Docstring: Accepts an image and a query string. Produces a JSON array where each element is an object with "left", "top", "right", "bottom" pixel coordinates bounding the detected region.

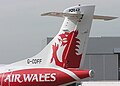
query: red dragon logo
[{"left": 50, "top": 30, "right": 82, "bottom": 68}]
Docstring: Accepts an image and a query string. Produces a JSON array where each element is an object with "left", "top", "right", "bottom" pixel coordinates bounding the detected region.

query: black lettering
[
  {"left": 69, "top": 9, "right": 75, "bottom": 12},
  {"left": 27, "top": 59, "right": 42, "bottom": 64},
  {"left": 76, "top": 8, "right": 80, "bottom": 11},
  {"left": 80, "top": 14, "right": 84, "bottom": 19},
  {"left": 27, "top": 59, "right": 30, "bottom": 64},
  {"left": 69, "top": 8, "right": 80, "bottom": 12}
]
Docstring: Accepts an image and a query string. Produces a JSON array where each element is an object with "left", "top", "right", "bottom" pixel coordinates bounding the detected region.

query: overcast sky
[{"left": 0, "top": 0, "right": 120, "bottom": 64}]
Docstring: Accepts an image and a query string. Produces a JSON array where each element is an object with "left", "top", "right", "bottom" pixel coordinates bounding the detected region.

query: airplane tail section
[
  {"left": 8, "top": 5, "right": 117, "bottom": 69},
  {"left": 45, "top": 5, "right": 95, "bottom": 68},
  {"left": 47, "top": 5, "right": 95, "bottom": 68}
]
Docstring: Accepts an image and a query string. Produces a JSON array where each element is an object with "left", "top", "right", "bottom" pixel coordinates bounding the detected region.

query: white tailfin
[{"left": 8, "top": 5, "right": 117, "bottom": 68}]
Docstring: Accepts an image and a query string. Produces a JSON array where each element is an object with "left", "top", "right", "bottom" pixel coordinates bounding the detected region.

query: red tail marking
[{"left": 50, "top": 30, "right": 82, "bottom": 68}]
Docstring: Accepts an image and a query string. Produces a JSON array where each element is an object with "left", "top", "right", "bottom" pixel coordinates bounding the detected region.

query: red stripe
[{"left": 0, "top": 68, "right": 75, "bottom": 86}]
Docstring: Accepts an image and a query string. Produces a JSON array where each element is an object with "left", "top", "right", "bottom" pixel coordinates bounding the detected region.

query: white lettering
[
  {"left": 14, "top": 74, "right": 23, "bottom": 83},
  {"left": 11, "top": 74, "right": 15, "bottom": 82},
  {"left": 4, "top": 74, "right": 11, "bottom": 82},
  {"left": 39, "top": 74, "right": 45, "bottom": 82},
  {"left": 32, "top": 74, "right": 38, "bottom": 82},
  {"left": 4, "top": 73, "right": 56, "bottom": 83},
  {"left": 51, "top": 73, "right": 56, "bottom": 81},
  {"left": 44, "top": 73, "right": 50, "bottom": 82},
  {"left": 23, "top": 74, "right": 33, "bottom": 82}
]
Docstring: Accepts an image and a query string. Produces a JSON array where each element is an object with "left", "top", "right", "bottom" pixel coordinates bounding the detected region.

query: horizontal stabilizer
[
  {"left": 41, "top": 12, "right": 83, "bottom": 18},
  {"left": 93, "top": 15, "right": 118, "bottom": 21},
  {"left": 41, "top": 12, "right": 118, "bottom": 21}
]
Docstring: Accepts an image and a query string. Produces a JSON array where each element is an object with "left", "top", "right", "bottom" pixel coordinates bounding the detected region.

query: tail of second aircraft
[{"left": 9, "top": 5, "right": 117, "bottom": 69}]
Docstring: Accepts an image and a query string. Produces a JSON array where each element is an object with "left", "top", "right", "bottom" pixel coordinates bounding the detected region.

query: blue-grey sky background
[{"left": 0, "top": 0, "right": 120, "bottom": 64}]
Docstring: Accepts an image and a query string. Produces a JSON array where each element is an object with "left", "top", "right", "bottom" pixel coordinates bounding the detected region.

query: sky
[{"left": 0, "top": 0, "right": 120, "bottom": 64}]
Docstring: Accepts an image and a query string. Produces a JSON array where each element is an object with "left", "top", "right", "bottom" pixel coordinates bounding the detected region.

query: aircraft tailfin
[{"left": 8, "top": 5, "right": 117, "bottom": 69}]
